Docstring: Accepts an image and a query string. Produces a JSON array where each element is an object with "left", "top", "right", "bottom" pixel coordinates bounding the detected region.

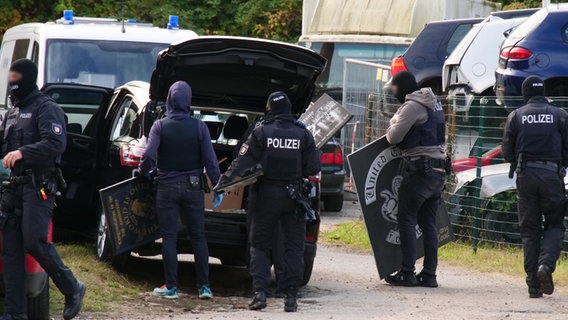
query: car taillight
[
  {"left": 120, "top": 145, "right": 145, "bottom": 167},
  {"left": 390, "top": 56, "right": 407, "bottom": 76},
  {"left": 500, "top": 46, "right": 532, "bottom": 60},
  {"left": 305, "top": 235, "right": 316, "bottom": 242},
  {"left": 320, "top": 147, "right": 343, "bottom": 165}
]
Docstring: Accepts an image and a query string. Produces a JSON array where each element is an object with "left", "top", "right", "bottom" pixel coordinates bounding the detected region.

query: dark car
[
  {"left": 496, "top": 5, "right": 568, "bottom": 109},
  {"left": 320, "top": 138, "right": 345, "bottom": 212},
  {"left": 47, "top": 37, "right": 327, "bottom": 285},
  {"left": 389, "top": 18, "right": 483, "bottom": 94}
]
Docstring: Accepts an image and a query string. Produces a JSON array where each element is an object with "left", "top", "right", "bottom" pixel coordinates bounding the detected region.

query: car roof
[
  {"left": 117, "top": 81, "right": 151, "bottom": 106},
  {"left": 425, "top": 17, "right": 484, "bottom": 27},
  {"left": 4, "top": 22, "right": 197, "bottom": 43},
  {"left": 490, "top": 8, "right": 540, "bottom": 19}
]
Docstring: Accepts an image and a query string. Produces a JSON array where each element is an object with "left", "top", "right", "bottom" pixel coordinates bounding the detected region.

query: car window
[
  {"left": 47, "top": 88, "right": 107, "bottom": 136},
  {"left": 446, "top": 24, "right": 474, "bottom": 55},
  {"left": 111, "top": 97, "right": 139, "bottom": 140},
  {"left": 12, "top": 39, "right": 30, "bottom": 62},
  {"left": 31, "top": 41, "right": 40, "bottom": 65}
]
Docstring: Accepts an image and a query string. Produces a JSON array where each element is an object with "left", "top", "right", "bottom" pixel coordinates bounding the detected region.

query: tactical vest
[
  {"left": 260, "top": 120, "right": 304, "bottom": 181},
  {"left": 514, "top": 103, "right": 563, "bottom": 161},
  {"left": 398, "top": 99, "right": 445, "bottom": 150},
  {"left": 158, "top": 117, "right": 202, "bottom": 171}
]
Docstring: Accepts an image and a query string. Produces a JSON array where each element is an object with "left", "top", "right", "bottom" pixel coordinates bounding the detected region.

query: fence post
[{"left": 472, "top": 97, "right": 488, "bottom": 253}]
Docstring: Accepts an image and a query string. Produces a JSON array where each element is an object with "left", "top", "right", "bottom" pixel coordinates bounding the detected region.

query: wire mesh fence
[{"left": 341, "top": 58, "right": 568, "bottom": 252}]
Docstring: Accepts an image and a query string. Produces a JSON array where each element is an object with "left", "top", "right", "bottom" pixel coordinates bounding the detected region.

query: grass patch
[
  {"left": 49, "top": 244, "right": 150, "bottom": 313},
  {"left": 322, "top": 221, "right": 568, "bottom": 286}
]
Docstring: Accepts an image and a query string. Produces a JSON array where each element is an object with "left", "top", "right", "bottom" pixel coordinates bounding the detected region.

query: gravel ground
[{"left": 78, "top": 199, "right": 568, "bottom": 319}]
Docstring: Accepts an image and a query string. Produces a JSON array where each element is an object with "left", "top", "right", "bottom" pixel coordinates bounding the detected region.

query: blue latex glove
[{"left": 212, "top": 192, "right": 224, "bottom": 208}]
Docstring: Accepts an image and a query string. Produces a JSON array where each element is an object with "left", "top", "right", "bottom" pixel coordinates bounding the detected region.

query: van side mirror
[{"left": 503, "top": 27, "right": 514, "bottom": 38}]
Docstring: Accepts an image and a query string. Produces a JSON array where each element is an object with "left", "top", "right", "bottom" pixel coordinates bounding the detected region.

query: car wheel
[
  {"left": 301, "top": 257, "right": 315, "bottom": 286},
  {"left": 27, "top": 280, "right": 49, "bottom": 320},
  {"left": 324, "top": 195, "right": 344, "bottom": 212},
  {"left": 96, "top": 210, "right": 112, "bottom": 261}
]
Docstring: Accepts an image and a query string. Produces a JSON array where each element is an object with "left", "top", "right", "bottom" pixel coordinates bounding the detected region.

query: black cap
[
  {"left": 267, "top": 91, "right": 291, "bottom": 115},
  {"left": 521, "top": 76, "right": 545, "bottom": 102},
  {"left": 391, "top": 71, "right": 419, "bottom": 104}
]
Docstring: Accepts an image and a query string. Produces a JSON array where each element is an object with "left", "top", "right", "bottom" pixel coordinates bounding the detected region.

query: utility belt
[
  {"left": 2, "top": 168, "right": 67, "bottom": 199},
  {"left": 402, "top": 156, "right": 449, "bottom": 176},
  {"left": 521, "top": 160, "right": 564, "bottom": 177}
]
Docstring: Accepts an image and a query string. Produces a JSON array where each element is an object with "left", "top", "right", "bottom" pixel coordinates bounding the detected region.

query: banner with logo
[
  {"left": 99, "top": 176, "right": 160, "bottom": 255},
  {"left": 347, "top": 137, "right": 454, "bottom": 279},
  {"left": 299, "top": 93, "right": 353, "bottom": 149}
]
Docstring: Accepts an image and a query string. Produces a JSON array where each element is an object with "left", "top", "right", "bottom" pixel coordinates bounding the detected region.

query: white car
[
  {"left": 442, "top": 14, "right": 533, "bottom": 111},
  {"left": 0, "top": 10, "right": 197, "bottom": 107}
]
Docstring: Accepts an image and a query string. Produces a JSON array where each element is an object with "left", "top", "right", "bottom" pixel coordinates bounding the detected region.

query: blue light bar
[
  {"left": 63, "top": 10, "right": 74, "bottom": 24},
  {"left": 127, "top": 19, "right": 137, "bottom": 23},
  {"left": 167, "top": 15, "right": 179, "bottom": 30}
]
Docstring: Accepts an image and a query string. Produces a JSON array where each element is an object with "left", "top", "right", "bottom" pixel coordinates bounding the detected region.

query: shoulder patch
[
  {"left": 239, "top": 143, "right": 249, "bottom": 156},
  {"left": 294, "top": 120, "right": 305, "bottom": 128},
  {"left": 52, "top": 123, "right": 63, "bottom": 136}
]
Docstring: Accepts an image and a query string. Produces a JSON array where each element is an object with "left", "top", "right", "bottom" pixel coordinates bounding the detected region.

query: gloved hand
[{"left": 212, "top": 192, "right": 224, "bottom": 208}]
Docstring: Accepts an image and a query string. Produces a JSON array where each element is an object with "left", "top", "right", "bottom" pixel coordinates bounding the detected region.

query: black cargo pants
[
  {"left": 2, "top": 184, "right": 78, "bottom": 317},
  {"left": 516, "top": 168, "right": 565, "bottom": 290},
  {"left": 249, "top": 182, "right": 305, "bottom": 292},
  {"left": 397, "top": 160, "right": 445, "bottom": 276}
]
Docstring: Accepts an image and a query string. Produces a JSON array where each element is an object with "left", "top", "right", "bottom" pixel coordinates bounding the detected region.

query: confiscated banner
[
  {"left": 347, "top": 137, "right": 454, "bottom": 279},
  {"left": 99, "top": 176, "right": 160, "bottom": 255},
  {"left": 299, "top": 93, "right": 353, "bottom": 149}
]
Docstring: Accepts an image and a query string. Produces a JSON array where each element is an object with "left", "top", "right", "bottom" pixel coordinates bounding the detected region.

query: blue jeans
[{"left": 156, "top": 179, "right": 209, "bottom": 288}]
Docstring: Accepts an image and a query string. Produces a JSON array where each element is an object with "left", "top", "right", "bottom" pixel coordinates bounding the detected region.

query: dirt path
[{"left": 78, "top": 199, "right": 568, "bottom": 319}]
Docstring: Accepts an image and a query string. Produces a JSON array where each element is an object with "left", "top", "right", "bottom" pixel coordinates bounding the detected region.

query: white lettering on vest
[
  {"left": 521, "top": 114, "right": 554, "bottom": 124},
  {"left": 267, "top": 138, "right": 301, "bottom": 149}
]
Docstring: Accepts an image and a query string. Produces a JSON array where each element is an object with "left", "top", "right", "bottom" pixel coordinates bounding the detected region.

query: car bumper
[
  {"left": 304, "top": 241, "right": 317, "bottom": 261},
  {"left": 495, "top": 68, "right": 533, "bottom": 110},
  {"left": 0, "top": 271, "right": 48, "bottom": 298},
  {"left": 321, "top": 170, "right": 345, "bottom": 197}
]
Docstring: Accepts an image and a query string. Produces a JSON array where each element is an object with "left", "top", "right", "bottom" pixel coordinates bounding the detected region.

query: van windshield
[
  {"left": 46, "top": 40, "right": 167, "bottom": 88},
  {"left": 303, "top": 42, "right": 407, "bottom": 91}
]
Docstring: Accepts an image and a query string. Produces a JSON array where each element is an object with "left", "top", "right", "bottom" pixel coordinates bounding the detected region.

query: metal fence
[{"left": 340, "top": 60, "right": 568, "bottom": 251}]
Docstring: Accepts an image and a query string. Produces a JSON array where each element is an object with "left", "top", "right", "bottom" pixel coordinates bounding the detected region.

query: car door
[{"left": 41, "top": 84, "right": 114, "bottom": 232}]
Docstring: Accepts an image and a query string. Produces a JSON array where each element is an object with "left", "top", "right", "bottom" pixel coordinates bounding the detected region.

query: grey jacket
[{"left": 386, "top": 88, "right": 446, "bottom": 159}]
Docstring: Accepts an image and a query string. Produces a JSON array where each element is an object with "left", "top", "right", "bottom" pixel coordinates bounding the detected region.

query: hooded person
[
  {"left": 384, "top": 71, "right": 447, "bottom": 288},
  {"left": 139, "top": 81, "right": 222, "bottom": 300},
  {"left": 8, "top": 58, "right": 39, "bottom": 103}
]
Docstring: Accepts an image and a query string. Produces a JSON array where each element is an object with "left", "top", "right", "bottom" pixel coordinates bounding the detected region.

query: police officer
[
  {"left": 0, "top": 59, "right": 85, "bottom": 320},
  {"left": 217, "top": 92, "right": 320, "bottom": 312},
  {"left": 502, "top": 76, "right": 568, "bottom": 299},
  {"left": 385, "top": 71, "right": 446, "bottom": 288},
  {"left": 140, "top": 81, "right": 223, "bottom": 300}
]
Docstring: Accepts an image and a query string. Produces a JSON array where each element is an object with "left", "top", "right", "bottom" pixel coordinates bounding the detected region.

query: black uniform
[
  {"left": 502, "top": 76, "right": 568, "bottom": 298},
  {"left": 218, "top": 92, "right": 320, "bottom": 312},
  {"left": 0, "top": 59, "right": 84, "bottom": 320}
]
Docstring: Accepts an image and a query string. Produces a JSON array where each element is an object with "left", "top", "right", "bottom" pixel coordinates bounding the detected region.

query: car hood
[{"left": 149, "top": 36, "right": 327, "bottom": 114}]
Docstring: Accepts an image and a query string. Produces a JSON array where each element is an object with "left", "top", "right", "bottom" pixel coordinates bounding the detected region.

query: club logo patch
[
  {"left": 52, "top": 123, "right": 63, "bottom": 135},
  {"left": 239, "top": 143, "right": 249, "bottom": 156}
]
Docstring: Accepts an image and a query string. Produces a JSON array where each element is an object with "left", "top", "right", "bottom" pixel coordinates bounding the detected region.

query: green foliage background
[{"left": 0, "top": 1, "right": 553, "bottom": 42}]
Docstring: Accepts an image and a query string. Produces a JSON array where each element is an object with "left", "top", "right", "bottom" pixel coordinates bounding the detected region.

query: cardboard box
[{"left": 204, "top": 177, "right": 244, "bottom": 211}]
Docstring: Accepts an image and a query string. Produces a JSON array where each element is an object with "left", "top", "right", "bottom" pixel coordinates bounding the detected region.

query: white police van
[{"left": 0, "top": 10, "right": 198, "bottom": 107}]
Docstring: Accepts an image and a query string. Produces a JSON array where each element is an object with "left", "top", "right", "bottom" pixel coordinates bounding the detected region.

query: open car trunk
[{"left": 149, "top": 36, "right": 327, "bottom": 115}]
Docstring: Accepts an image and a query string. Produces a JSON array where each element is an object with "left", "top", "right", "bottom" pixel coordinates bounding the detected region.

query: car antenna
[{"left": 120, "top": 0, "right": 126, "bottom": 33}]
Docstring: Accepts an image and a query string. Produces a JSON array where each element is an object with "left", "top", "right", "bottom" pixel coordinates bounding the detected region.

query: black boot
[
  {"left": 249, "top": 291, "right": 267, "bottom": 311},
  {"left": 529, "top": 287, "right": 543, "bottom": 299},
  {"left": 385, "top": 270, "right": 418, "bottom": 287},
  {"left": 63, "top": 281, "right": 86, "bottom": 320},
  {"left": 284, "top": 287, "right": 298, "bottom": 312},
  {"left": 537, "top": 265, "right": 554, "bottom": 295},
  {"left": 416, "top": 272, "right": 438, "bottom": 288}
]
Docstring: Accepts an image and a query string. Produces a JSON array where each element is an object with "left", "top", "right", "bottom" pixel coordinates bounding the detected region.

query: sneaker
[
  {"left": 198, "top": 285, "right": 213, "bottom": 300},
  {"left": 385, "top": 270, "right": 418, "bottom": 287},
  {"left": 153, "top": 285, "right": 179, "bottom": 299},
  {"left": 537, "top": 265, "right": 554, "bottom": 295},
  {"left": 416, "top": 272, "right": 438, "bottom": 288},
  {"left": 529, "top": 287, "right": 543, "bottom": 299},
  {"left": 249, "top": 291, "right": 267, "bottom": 311},
  {"left": 63, "top": 281, "right": 86, "bottom": 320},
  {"left": 284, "top": 287, "right": 298, "bottom": 312}
]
